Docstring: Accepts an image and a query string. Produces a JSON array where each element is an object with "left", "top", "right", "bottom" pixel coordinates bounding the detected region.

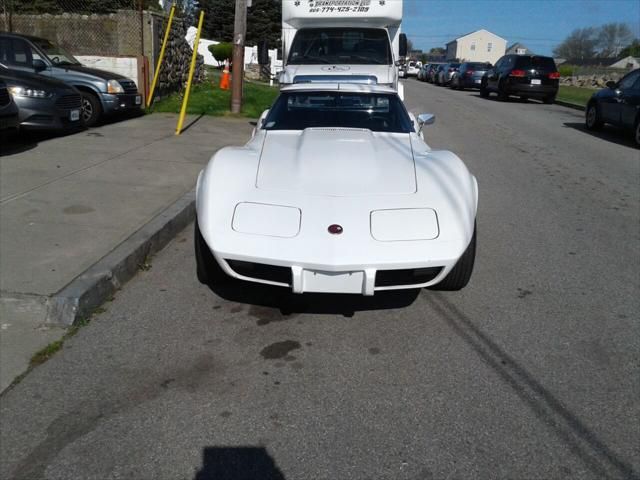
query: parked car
[
  {"left": 0, "top": 77, "right": 19, "bottom": 133},
  {"left": 585, "top": 68, "right": 640, "bottom": 146},
  {"left": 0, "top": 63, "right": 83, "bottom": 131},
  {"left": 398, "top": 64, "right": 407, "bottom": 78},
  {"left": 450, "top": 62, "right": 492, "bottom": 90},
  {"left": 436, "top": 63, "right": 460, "bottom": 86},
  {"left": 480, "top": 54, "right": 559, "bottom": 103},
  {"left": 194, "top": 83, "right": 478, "bottom": 294},
  {"left": 417, "top": 64, "right": 431, "bottom": 82},
  {"left": 426, "top": 64, "right": 443, "bottom": 83},
  {"left": 0, "top": 33, "right": 142, "bottom": 126},
  {"left": 406, "top": 61, "right": 420, "bottom": 77}
]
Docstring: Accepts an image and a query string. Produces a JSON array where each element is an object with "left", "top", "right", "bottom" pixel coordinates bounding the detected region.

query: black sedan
[
  {"left": 450, "top": 62, "right": 492, "bottom": 90},
  {"left": 0, "top": 64, "right": 83, "bottom": 131},
  {"left": 585, "top": 68, "right": 640, "bottom": 146},
  {"left": 0, "top": 78, "right": 19, "bottom": 133}
]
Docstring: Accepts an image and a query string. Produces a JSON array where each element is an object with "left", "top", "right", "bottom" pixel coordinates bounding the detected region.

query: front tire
[
  {"left": 194, "top": 218, "right": 228, "bottom": 285},
  {"left": 585, "top": 102, "right": 603, "bottom": 131},
  {"left": 634, "top": 119, "right": 640, "bottom": 148},
  {"left": 80, "top": 92, "right": 102, "bottom": 127},
  {"left": 432, "top": 225, "right": 477, "bottom": 291}
]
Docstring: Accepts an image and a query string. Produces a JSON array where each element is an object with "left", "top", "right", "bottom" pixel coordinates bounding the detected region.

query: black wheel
[
  {"left": 479, "top": 83, "right": 489, "bottom": 98},
  {"left": 585, "top": 102, "right": 604, "bottom": 131},
  {"left": 497, "top": 81, "right": 509, "bottom": 101},
  {"left": 543, "top": 94, "right": 555, "bottom": 104},
  {"left": 80, "top": 92, "right": 102, "bottom": 127},
  {"left": 194, "top": 218, "right": 228, "bottom": 285},
  {"left": 432, "top": 225, "right": 477, "bottom": 291},
  {"left": 634, "top": 119, "right": 640, "bottom": 148},
  {"left": 519, "top": 96, "right": 529, "bottom": 102}
]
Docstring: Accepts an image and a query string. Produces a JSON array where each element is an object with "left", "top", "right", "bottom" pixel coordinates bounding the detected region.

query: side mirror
[
  {"left": 33, "top": 59, "right": 47, "bottom": 72},
  {"left": 399, "top": 33, "right": 408, "bottom": 58},
  {"left": 417, "top": 113, "right": 435, "bottom": 132},
  {"left": 605, "top": 80, "right": 617, "bottom": 89}
]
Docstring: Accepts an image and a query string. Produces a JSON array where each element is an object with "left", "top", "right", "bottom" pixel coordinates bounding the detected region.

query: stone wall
[
  {"left": 559, "top": 72, "right": 624, "bottom": 89},
  {"left": 153, "top": 18, "right": 205, "bottom": 97}
]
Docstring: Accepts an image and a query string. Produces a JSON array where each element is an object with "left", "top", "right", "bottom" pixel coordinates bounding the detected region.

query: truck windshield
[
  {"left": 288, "top": 28, "right": 391, "bottom": 65},
  {"left": 263, "top": 92, "right": 413, "bottom": 133},
  {"left": 34, "top": 39, "right": 80, "bottom": 66}
]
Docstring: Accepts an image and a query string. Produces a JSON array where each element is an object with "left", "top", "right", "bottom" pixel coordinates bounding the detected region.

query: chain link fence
[{"left": 1, "top": 0, "right": 144, "bottom": 57}]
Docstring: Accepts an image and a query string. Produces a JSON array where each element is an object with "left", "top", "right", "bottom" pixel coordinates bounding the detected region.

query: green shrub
[
  {"left": 209, "top": 43, "right": 233, "bottom": 64},
  {"left": 558, "top": 64, "right": 574, "bottom": 77}
]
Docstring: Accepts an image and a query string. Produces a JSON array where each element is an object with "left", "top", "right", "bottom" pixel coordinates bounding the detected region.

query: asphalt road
[{"left": 1, "top": 81, "right": 639, "bottom": 480}]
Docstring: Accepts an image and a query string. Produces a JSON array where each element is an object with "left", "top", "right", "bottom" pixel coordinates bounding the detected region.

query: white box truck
[{"left": 280, "top": 0, "right": 407, "bottom": 93}]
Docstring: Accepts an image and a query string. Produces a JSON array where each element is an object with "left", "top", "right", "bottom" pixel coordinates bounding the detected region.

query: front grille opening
[
  {"left": 375, "top": 267, "right": 443, "bottom": 287},
  {"left": 226, "top": 260, "right": 292, "bottom": 285}
]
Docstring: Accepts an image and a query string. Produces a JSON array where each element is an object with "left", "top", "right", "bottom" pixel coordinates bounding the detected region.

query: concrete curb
[
  {"left": 46, "top": 189, "right": 196, "bottom": 326},
  {"left": 554, "top": 100, "right": 585, "bottom": 112}
]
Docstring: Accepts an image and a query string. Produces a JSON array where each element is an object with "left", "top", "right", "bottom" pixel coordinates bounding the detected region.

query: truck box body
[{"left": 280, "top": 0, "right": 403, "bottom": 91}]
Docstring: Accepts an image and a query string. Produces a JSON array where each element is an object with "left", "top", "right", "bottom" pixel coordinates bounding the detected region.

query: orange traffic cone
[{"left": 219, "top": 60, "right": 230, "bottom": 90}]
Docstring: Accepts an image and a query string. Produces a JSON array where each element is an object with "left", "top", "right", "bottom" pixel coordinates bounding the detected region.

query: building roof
[
  {"left": 446, "top": 29, "right": 507, "bottom": 45},
  {"left": 506, "top": 42, "right": 533, "bottom": 54}
]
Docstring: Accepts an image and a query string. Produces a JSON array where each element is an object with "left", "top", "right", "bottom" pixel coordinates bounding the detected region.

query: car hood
[
  {"left": 0, "top": 69, "right": 72, "bottom": 90},
  {"left": 256, "top": 128, "right": 416, "bottom": 197},
  {"left": 54, "top": 64, "right": 129, "bottom": 81}
]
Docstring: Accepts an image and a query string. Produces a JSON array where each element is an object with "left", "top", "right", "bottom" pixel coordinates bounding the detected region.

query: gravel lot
[{"left": 1, "top": 80, "right": 638, "bottom": 480}]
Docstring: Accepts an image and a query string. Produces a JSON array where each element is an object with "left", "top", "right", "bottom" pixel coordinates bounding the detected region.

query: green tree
[
  {"left": 429, "top": 47, "right": 445, "bottom": 55},
  {"left": 209, "top": 42, "right": 232, "bottom": 63},
  {"left": 619, "top": 39, "right": 640, "bottom": 57},
  {"left": 597, "top": 23, "right": 633, "bottom": 57},
  {"left": 553, "top": 27, "right": 598, "bottom": 59}
]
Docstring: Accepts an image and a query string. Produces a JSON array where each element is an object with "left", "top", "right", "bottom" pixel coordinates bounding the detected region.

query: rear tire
[
  {"left": 432, "top": 225, "right": 477, "bottom": 291},
  {"left": 479, "top": 83, "right": 489, "bottom": 98},
  {"left": 585, "top": 102, "right": 604, "bottom": 131},
  {"left": 497, "top": 81, "right": 509, "bottom": 101},
  {"left": 634, "top": 119, "right": 640, "bottom": 148},
  {"left": 543, "top": 94, "right": 556, "bottom": 104},
  {"left": 194, "top": 218, "right": 228, "bottom": 285}
]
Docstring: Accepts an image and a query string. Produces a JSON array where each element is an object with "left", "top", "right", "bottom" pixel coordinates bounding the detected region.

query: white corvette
[{"left": 195, "top": 84, "right": 478, "bottom": 295}]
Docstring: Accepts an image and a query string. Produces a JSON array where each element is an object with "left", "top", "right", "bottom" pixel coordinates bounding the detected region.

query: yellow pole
[
  {"left": 146, "top": 4, "right": 175, "bottom": 108},
  {"left": 175, "top": 10, "right": 204, "bottom": 135}
]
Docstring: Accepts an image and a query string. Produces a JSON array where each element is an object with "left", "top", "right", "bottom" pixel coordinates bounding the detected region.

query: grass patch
[
  {"left": 30, "top": 340, "right": 64, "bottom": 367},
  {"left": 557, "top": 86, "right": 595, "bottom": 107},
  {"left": 150, "top": 71, "right": 279, "bottom": 119}
]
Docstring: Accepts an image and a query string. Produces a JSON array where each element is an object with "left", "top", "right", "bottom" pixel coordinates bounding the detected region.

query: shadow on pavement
[
  {"left": 194, "top": 447, "right": 286, "bottom": 480},
  {"left": 0, "top": 129, "right": 79, "bottom": 157},
  {"left": 210, "top": 280, "right": 420, "bottom": 316},
  {"left": 426, "top": 292, "right": 638, "bottom": 480},
  {"left": 563, "top": 122, "right": 637, "bottom": 149}
]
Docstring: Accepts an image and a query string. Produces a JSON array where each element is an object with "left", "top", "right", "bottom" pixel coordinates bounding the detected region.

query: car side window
[
  {"left": 0, "top": 38, "right": 9, "bottom": 64},
  {"left": 4, "top": 39, "right": 33, "bottom": 67},
  {"left": 618, "top": 70, "right": 640, "bottom": 90},
  {"left": 632, "top": 75, "right": 640, "bottom": 91}
]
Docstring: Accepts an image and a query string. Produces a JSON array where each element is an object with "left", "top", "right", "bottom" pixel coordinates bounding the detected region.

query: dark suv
[
  {"left": 0, "top": 33, "right": 141, "bottom": 126},
  {"left": 480, "top": 55, "right": 559, "bottom": 103},
  {"left": 450, "top": 62, "right": 492, "bottom": 90}
]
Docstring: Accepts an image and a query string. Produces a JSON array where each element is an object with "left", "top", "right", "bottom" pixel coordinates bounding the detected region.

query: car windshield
[
  {"left": 34, "top": 39, "right": 80, "bottom": 65},
  {"left": 263, "top": 92, "right": 414, "bottom": 133},
  {"left": 288, "top": 28, "right": 391, "bottom": 65}
]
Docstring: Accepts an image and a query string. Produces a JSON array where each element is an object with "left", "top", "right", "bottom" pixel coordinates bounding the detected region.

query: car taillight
[
  {"left": 548, "top": 71, "right": 560, "bottom": 79},
  {"left": 509, "top": 69, "right": 526, "bottom": 77},
  {"left": 465, "top": 70, "right": 474, "bottom": 76}
]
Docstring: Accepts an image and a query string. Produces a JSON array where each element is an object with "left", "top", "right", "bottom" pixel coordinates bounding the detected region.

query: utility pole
[{"left": 230, "top": 0, "right": 247, "bottom": 114}]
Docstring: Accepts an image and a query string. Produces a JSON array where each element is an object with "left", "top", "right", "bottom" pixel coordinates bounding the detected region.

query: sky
[{"left": 401, "top": 0, "right": 640, "bottom": 56}]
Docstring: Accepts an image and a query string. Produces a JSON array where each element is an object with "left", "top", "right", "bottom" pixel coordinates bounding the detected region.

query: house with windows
[
  {"left": 445, "top": 29, "right": 507, "bottom": 65},
  {"left": 506, "top": 42, "right": 533, "bottom": 55}
]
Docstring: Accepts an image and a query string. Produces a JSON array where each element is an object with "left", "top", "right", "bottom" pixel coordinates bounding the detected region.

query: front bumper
[
  {"left": 100, "top": 92, "right": 142, "bottom": 114},
  {"left": 14, "top": 96, "right": 83, "bottom": 131},
  {"left": 0, "top": 108, "right": 19, "bottom": 131}
]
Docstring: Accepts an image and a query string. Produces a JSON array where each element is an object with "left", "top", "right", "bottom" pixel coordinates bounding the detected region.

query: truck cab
[{"left": 280, "top": 0, "right": 406, "bottom": 95}]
